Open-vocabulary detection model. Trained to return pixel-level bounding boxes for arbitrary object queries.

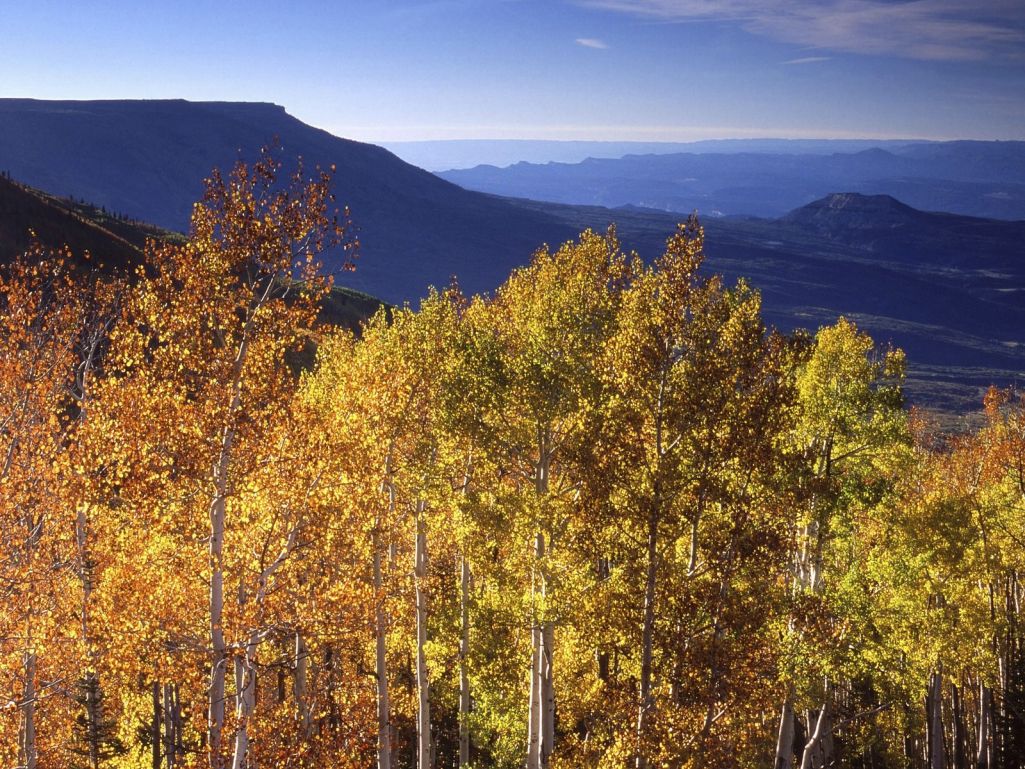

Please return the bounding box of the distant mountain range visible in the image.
[439,142,1025,220]
[0,99,1021,414]
[385,138,926,171]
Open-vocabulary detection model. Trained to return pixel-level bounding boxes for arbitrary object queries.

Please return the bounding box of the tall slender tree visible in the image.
[96,150,351,769]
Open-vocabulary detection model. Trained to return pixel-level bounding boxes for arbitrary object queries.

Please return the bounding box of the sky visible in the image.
[1,0,1024,142]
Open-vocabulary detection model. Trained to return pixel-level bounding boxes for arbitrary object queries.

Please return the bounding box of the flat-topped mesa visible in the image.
[0,97,575,303]
[0,98,288,116]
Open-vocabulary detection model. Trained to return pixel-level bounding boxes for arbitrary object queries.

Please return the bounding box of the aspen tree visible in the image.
[484,229,628,769]
[583,219,793,767]
[775,318,907,769]
[99,150,351,768]
[0,251,98,768]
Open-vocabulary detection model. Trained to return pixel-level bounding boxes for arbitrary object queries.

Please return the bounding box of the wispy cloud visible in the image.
[575,0,1025,60]
[785,56,831,65]
[576,37,610,48]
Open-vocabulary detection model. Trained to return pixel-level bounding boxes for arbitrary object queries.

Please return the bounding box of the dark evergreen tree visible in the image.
[998,622,1025,769]
[69,672,125,769]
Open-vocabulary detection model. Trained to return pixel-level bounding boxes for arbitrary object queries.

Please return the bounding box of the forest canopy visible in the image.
[1,156,1023,769]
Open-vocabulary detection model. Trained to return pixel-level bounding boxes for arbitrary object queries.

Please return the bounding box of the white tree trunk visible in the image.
[20,506,41,769]
[21,650,37,769]
[209,324,252,769]
[774,697,795,769]
[230,633,258,769]
[800,702,828,769]
[540,619,555,768]
[226,512,299,769]
[977,683,991,769]
[928,671,946,769]
[527,618,541,769]
[294,632,312,737]
[373,530,391,769]
[458,453,474,768]
[415,502,431,769]
[636,508,658,769]
[208,406,240,768]
[459,556,471,768]
[165,683,181,769]
[77,508,103,769]
[638,376,668,769]
[209,486,228,769]
[820,703,835,768]
[152,682,162,769]
[951,682,966,769]
[528,430,555,769]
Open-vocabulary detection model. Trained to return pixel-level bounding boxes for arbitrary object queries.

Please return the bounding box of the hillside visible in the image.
[781,192,1025,275]
[0,173,171,270]
[0,98,575,303]
[439,143,1025,220]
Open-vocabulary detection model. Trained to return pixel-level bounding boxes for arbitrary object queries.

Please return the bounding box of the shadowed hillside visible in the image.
[0,174,172,270]
[0,174,384,332]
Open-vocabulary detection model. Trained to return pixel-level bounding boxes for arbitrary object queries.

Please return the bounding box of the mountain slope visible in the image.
[781,192,1025,274]
[0,99,575,302]
[0,175,384,331]
[2,100,1020,414]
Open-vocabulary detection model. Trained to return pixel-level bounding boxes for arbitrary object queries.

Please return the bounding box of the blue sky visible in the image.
[1,0,1023,141]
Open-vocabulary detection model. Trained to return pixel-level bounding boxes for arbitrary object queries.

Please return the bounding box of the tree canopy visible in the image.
[0,158,1022,769]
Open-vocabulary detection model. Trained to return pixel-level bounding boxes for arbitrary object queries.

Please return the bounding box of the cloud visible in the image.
[784,56,831,65]
[574,0,1025,60]
[576,37,610,48]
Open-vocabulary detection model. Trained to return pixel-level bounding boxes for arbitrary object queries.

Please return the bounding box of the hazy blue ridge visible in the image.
[385,138,930,171]
[437,142,1025,220]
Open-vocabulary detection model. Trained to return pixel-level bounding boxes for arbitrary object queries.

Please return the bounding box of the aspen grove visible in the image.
[1,157,1024,769]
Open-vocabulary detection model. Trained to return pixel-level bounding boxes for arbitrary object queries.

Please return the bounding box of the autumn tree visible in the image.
[774,317,909,769]
[564,218,795,768]
[93,149,353,769]
[0,248,123,769]
[482,229,629,769]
